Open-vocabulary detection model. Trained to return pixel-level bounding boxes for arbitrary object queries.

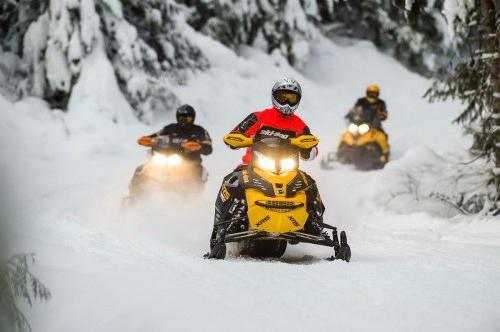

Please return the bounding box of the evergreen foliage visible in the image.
[0,0,207,121]
[425,0,499,215]
[0,254,51,332]
[329,0,449,75]
[180,0,450,74]
[179,0,322,67]
[0,0,455,118]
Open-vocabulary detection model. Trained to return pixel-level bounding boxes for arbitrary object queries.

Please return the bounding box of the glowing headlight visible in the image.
[280,157,296,172]
[358,123,370,135]
[256,152,276,173]
[152,153,182,167]
[348,123,358,134]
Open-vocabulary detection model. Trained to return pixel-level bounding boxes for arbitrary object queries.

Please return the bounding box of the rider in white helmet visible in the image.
[228,77,318,166]
[208,78,323,252]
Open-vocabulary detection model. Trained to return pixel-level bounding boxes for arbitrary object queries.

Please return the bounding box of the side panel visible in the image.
[369,130,389,154]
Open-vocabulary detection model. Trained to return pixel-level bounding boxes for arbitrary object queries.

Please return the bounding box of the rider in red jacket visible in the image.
[228,78,318,165]
[208,78,323,255]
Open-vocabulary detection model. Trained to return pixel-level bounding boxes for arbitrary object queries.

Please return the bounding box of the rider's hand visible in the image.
[138,136,154,146]
[181,141,202,153]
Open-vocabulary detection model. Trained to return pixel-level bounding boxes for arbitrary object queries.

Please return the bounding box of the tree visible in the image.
[178,0,322,68]
[426,0,499,215]
[330,0,449,75]
[0,255,51,332]
[1,0,207,121]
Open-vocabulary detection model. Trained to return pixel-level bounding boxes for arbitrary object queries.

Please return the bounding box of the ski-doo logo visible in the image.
[259,129,290,139]
[288,216,300,227]
[256,215,270,227]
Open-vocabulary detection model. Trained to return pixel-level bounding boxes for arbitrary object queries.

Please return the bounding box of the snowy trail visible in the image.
[2,36,500,331]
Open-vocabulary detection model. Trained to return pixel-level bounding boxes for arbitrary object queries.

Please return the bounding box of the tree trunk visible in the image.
[479,0,500,195]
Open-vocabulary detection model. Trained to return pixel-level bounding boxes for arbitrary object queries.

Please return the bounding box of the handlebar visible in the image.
[137,136,202,153]
[223,133,319,150]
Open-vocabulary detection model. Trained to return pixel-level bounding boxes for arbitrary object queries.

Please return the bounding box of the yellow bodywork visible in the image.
[290,135,319,149]
[223,133,253,148]
[339,128,389,155]
[244,168,309,233]
[224,133,319,150]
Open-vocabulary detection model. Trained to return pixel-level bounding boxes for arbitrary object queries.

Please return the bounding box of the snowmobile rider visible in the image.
[347,84,388,133]
[141,104,212,161]
[209,78,323,250]
[230,77,318,166]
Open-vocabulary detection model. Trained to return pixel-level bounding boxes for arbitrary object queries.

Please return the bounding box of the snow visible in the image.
[442,0,474,37]
[2,31,500,332]
[45,40,72,93]
[80,0,99,51]
[22,13,50,97]
[67,41,136,125]
[68,26,84,74]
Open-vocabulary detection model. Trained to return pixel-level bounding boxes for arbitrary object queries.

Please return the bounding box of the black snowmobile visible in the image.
[125,135,206,204]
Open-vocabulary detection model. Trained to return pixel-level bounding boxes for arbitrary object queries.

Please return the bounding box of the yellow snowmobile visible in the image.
[324,110,389,170]
[207,133,351,261]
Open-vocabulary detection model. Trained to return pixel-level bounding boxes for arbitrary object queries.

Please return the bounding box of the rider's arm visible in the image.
[345,110,354,121]
[346,100,363,121]
[199,128,213,155]
[139,125,170,146]
[231,113,260,136]
[147,125,172,138]
[223,112,261,151]
[299,126,319,161]
[377,100,388,121]
[354,98,364,108]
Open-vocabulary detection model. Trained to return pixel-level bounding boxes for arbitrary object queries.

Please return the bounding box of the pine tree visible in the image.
[329,0,449,75]
[0,255,51,332]
[179,0,321,67]
[426,0,500,214]
[1,0,207,121]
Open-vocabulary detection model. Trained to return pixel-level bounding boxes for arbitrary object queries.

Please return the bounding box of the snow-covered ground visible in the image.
[1,34,499,332]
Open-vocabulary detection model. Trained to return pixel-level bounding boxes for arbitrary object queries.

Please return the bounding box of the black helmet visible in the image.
[176,104,195,125]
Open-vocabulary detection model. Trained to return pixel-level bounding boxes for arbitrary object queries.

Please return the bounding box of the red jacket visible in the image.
[231,107,318,164]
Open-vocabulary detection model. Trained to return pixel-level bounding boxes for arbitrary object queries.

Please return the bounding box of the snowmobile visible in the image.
[322,111,389,170]
[207,133,351,261]
[126,136,206,204]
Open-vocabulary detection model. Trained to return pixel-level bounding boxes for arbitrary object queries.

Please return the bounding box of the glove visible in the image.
[138,136,154,146]
[181,141,202,153]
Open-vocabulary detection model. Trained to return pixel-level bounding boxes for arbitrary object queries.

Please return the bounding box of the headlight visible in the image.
[280,157,296,172]
[256,152,276,173]
[358,123,370,135]
[348,123,358,134]
[152,153,182,167]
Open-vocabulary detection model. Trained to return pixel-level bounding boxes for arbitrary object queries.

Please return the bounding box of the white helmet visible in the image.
[271,77,302,115]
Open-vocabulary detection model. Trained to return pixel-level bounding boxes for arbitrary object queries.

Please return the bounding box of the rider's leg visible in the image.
[301,171,326,235]
[210,169,246,249]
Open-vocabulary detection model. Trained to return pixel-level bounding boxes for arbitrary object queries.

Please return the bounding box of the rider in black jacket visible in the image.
[147,104,213,163]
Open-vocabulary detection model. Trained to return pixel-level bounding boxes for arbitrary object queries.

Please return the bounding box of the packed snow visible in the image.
[1,32,499,332]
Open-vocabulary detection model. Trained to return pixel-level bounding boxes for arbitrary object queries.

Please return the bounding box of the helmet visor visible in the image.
[273,90,300,106]
[367,91,379,99]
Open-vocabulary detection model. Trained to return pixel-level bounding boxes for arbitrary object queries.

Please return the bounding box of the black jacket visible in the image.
[149,123,212,162]
[354,97,388,121]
